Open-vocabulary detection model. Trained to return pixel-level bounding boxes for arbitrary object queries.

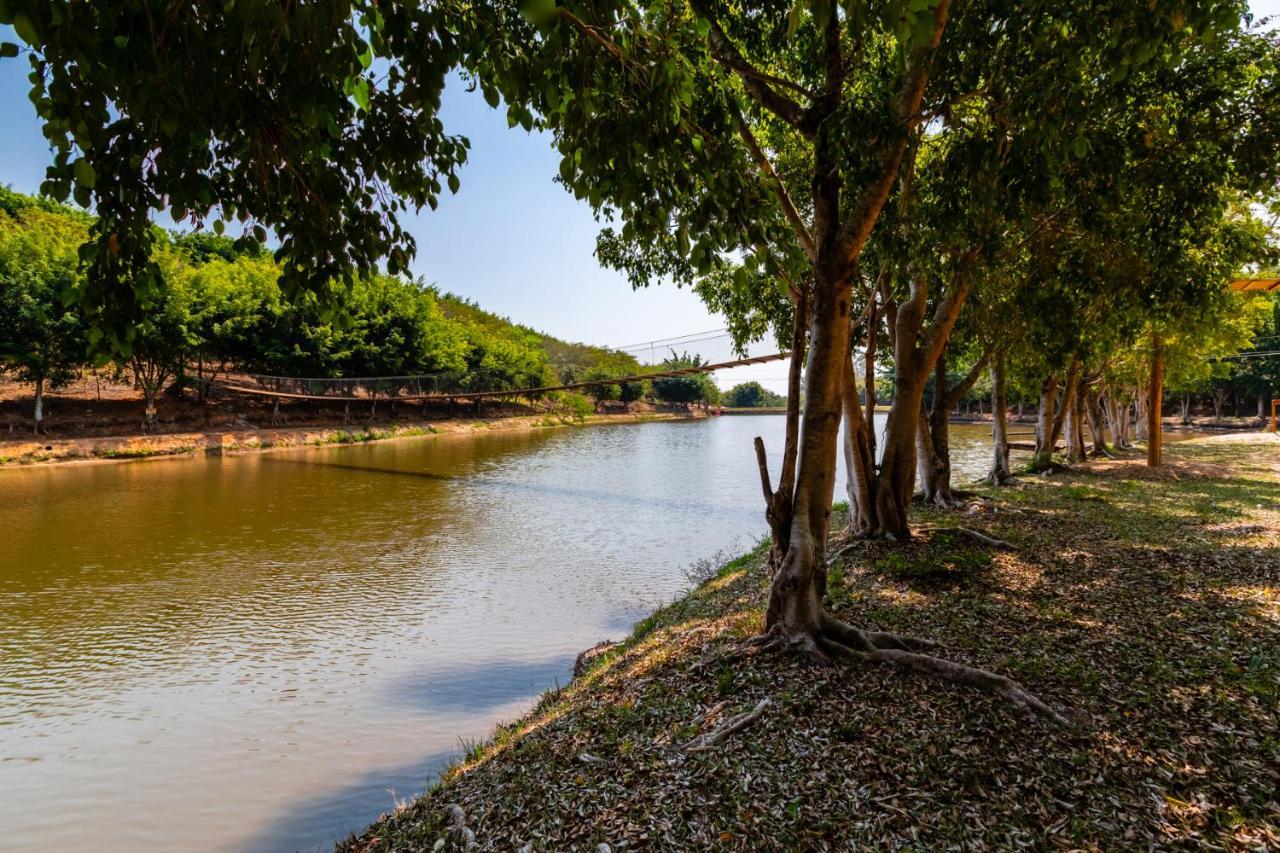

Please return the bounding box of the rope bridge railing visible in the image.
[198,351,790,404]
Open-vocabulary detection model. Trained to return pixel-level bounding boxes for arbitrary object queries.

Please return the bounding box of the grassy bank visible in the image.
[346,434,1278,850]
[0,410,696,468]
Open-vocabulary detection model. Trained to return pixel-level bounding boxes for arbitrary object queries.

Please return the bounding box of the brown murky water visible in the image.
[0,416,1038,851]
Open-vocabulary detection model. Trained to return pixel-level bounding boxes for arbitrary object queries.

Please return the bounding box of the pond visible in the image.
[0,415,1010,851]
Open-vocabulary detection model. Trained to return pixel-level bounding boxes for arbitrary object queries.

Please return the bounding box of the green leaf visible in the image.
[212,219,225,235]
[351,78,371,111]
[520,0,558,26]
[0,41,18,58]
[447,173,460,194]
[72,159,97,189]
[11,12,36,45]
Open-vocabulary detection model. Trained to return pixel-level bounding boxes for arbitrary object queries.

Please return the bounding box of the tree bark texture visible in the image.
[989,350,1013,484]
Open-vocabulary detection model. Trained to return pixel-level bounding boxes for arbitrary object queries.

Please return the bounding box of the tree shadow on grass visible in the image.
[825,447,1279,843]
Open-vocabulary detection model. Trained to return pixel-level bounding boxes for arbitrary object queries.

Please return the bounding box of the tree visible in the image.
[0,188,88,431]
[584,366,621,406]
[651,353,717,407]
[618,379,646,404]
[1,0,468,345]
[725,381,784,408]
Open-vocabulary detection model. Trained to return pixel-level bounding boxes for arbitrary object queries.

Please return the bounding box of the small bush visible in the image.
[560,392,594,421]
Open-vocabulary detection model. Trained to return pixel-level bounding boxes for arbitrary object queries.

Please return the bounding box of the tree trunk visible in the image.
[1031,373,1059,470]
[916,343,989,504]
[142,387,158,430]
[764,267,848,638]
[1147,335,1163,467]
[916,348,952,506]
[1086,386,1110,456]
[843,344,878,537]
[33,376,45,435]
[988,350,1013,485]
[1049,359,1079,451]
[1064,377,1086,463]
[863,298,878,464]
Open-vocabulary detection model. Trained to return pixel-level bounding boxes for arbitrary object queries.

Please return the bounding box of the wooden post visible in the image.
[1271,398,1278,433]
[1146,333,1163,467]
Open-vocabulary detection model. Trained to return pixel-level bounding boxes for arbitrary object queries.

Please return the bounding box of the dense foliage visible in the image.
[650,352,720,406]
[724,381,785,408]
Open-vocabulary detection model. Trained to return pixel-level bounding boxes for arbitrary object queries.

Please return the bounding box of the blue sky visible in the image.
[2,1,1277,379]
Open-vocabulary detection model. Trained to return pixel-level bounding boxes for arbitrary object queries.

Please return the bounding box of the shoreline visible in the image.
[0,410,703,470]
[344,433,1279,850]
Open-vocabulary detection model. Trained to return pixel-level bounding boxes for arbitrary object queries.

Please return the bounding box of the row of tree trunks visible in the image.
[842,272,973,536]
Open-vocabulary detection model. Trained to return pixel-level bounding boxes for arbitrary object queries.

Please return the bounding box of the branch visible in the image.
[753,436,774,504]
[943,346,992,410]
[920,525,1016,551]
[832,0,952,263]
[730,103,817,262]
[557,9,626,63]
[696,5,811,132]
[920,262,974,368]
[685,698,772,751]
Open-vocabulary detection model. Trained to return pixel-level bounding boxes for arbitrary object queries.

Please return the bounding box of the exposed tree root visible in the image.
[769,615,1072,725]
[920,525,1017,551]
[684,697,772,751]
[859,647,1070,725]
[984,470,1017,487]
[826,541,864,564]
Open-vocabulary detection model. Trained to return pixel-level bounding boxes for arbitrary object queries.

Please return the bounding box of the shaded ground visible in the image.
[345,435,1278,851]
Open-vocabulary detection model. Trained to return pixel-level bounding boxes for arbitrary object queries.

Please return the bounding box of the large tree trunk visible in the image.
[33,375,45,435]
[843,274,972,535]
[988,350,1013,485]
[764,268,849,639]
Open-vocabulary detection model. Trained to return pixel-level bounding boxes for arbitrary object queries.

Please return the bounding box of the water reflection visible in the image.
[0,415,1001,851]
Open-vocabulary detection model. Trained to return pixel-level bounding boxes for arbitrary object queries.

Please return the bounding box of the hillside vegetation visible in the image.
[0,188,645,430]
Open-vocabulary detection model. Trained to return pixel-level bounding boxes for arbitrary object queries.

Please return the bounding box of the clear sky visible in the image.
[2,1,1277,388]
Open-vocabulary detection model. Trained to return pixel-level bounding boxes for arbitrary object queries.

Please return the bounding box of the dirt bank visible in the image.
[0,409,700,469]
